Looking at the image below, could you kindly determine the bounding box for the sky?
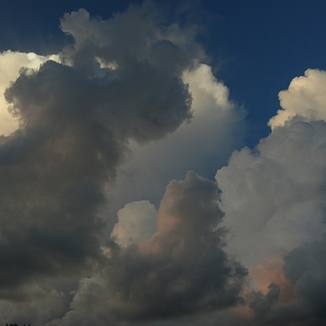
[1,1,326,325]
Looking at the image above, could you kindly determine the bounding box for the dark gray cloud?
[0,3,249,325]
[0,3,194,296]
[250,237,326,326]
[249,283,281,325]
[56,172,247,325]
[107,172,246,321]
[58,6,195,143]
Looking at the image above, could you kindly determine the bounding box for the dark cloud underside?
[0,4,194,290]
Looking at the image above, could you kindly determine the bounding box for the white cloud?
[0,51,59,136]
[111,200,158,247]
[216,69,326,269]
[183,63,233,111]
[216,119,326,266]
[212,69,326,325]
[269,69,326,129]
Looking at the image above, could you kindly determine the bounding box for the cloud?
[214,69,326,325]
[109,63,246,219]
[246,238,326,325]
[0,51,58,136]
[4,2,326,326]
[0,285,66,326]
[54,172,247,325]
[58,8,196,144]
[269,69,326,129]
[0,3,248,325]
[111,200,158,247]
[216,118,326,267]
[0,2,197,304]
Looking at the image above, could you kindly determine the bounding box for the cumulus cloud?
[109,62,245,217]
[246,238,326,326]
[53,172,246,325]
[0,2,249,325]
[0,285,66,326]
[111,200,158,247]
[216,119,326,267]
[0,1,197,306]
[214,69,326,325]
[5,2,326,326]
[269,69,326,129]
[0,51,59,136]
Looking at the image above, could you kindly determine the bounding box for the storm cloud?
[0,3,247,325]
[52,172,247,325]
[0,2,194,299]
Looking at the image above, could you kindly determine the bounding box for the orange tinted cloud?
[250,253,294,302]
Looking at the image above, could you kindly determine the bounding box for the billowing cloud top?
[269,69,326,129]
[215,69,326,325]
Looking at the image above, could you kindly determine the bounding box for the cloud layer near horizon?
[1,2,326,326]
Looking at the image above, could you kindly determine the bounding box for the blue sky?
[1,1,326,325]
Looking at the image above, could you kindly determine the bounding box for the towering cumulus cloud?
[216,69,326,325]
[0,3,188,324]
[55,172,246,325]
[0,3,246,326]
